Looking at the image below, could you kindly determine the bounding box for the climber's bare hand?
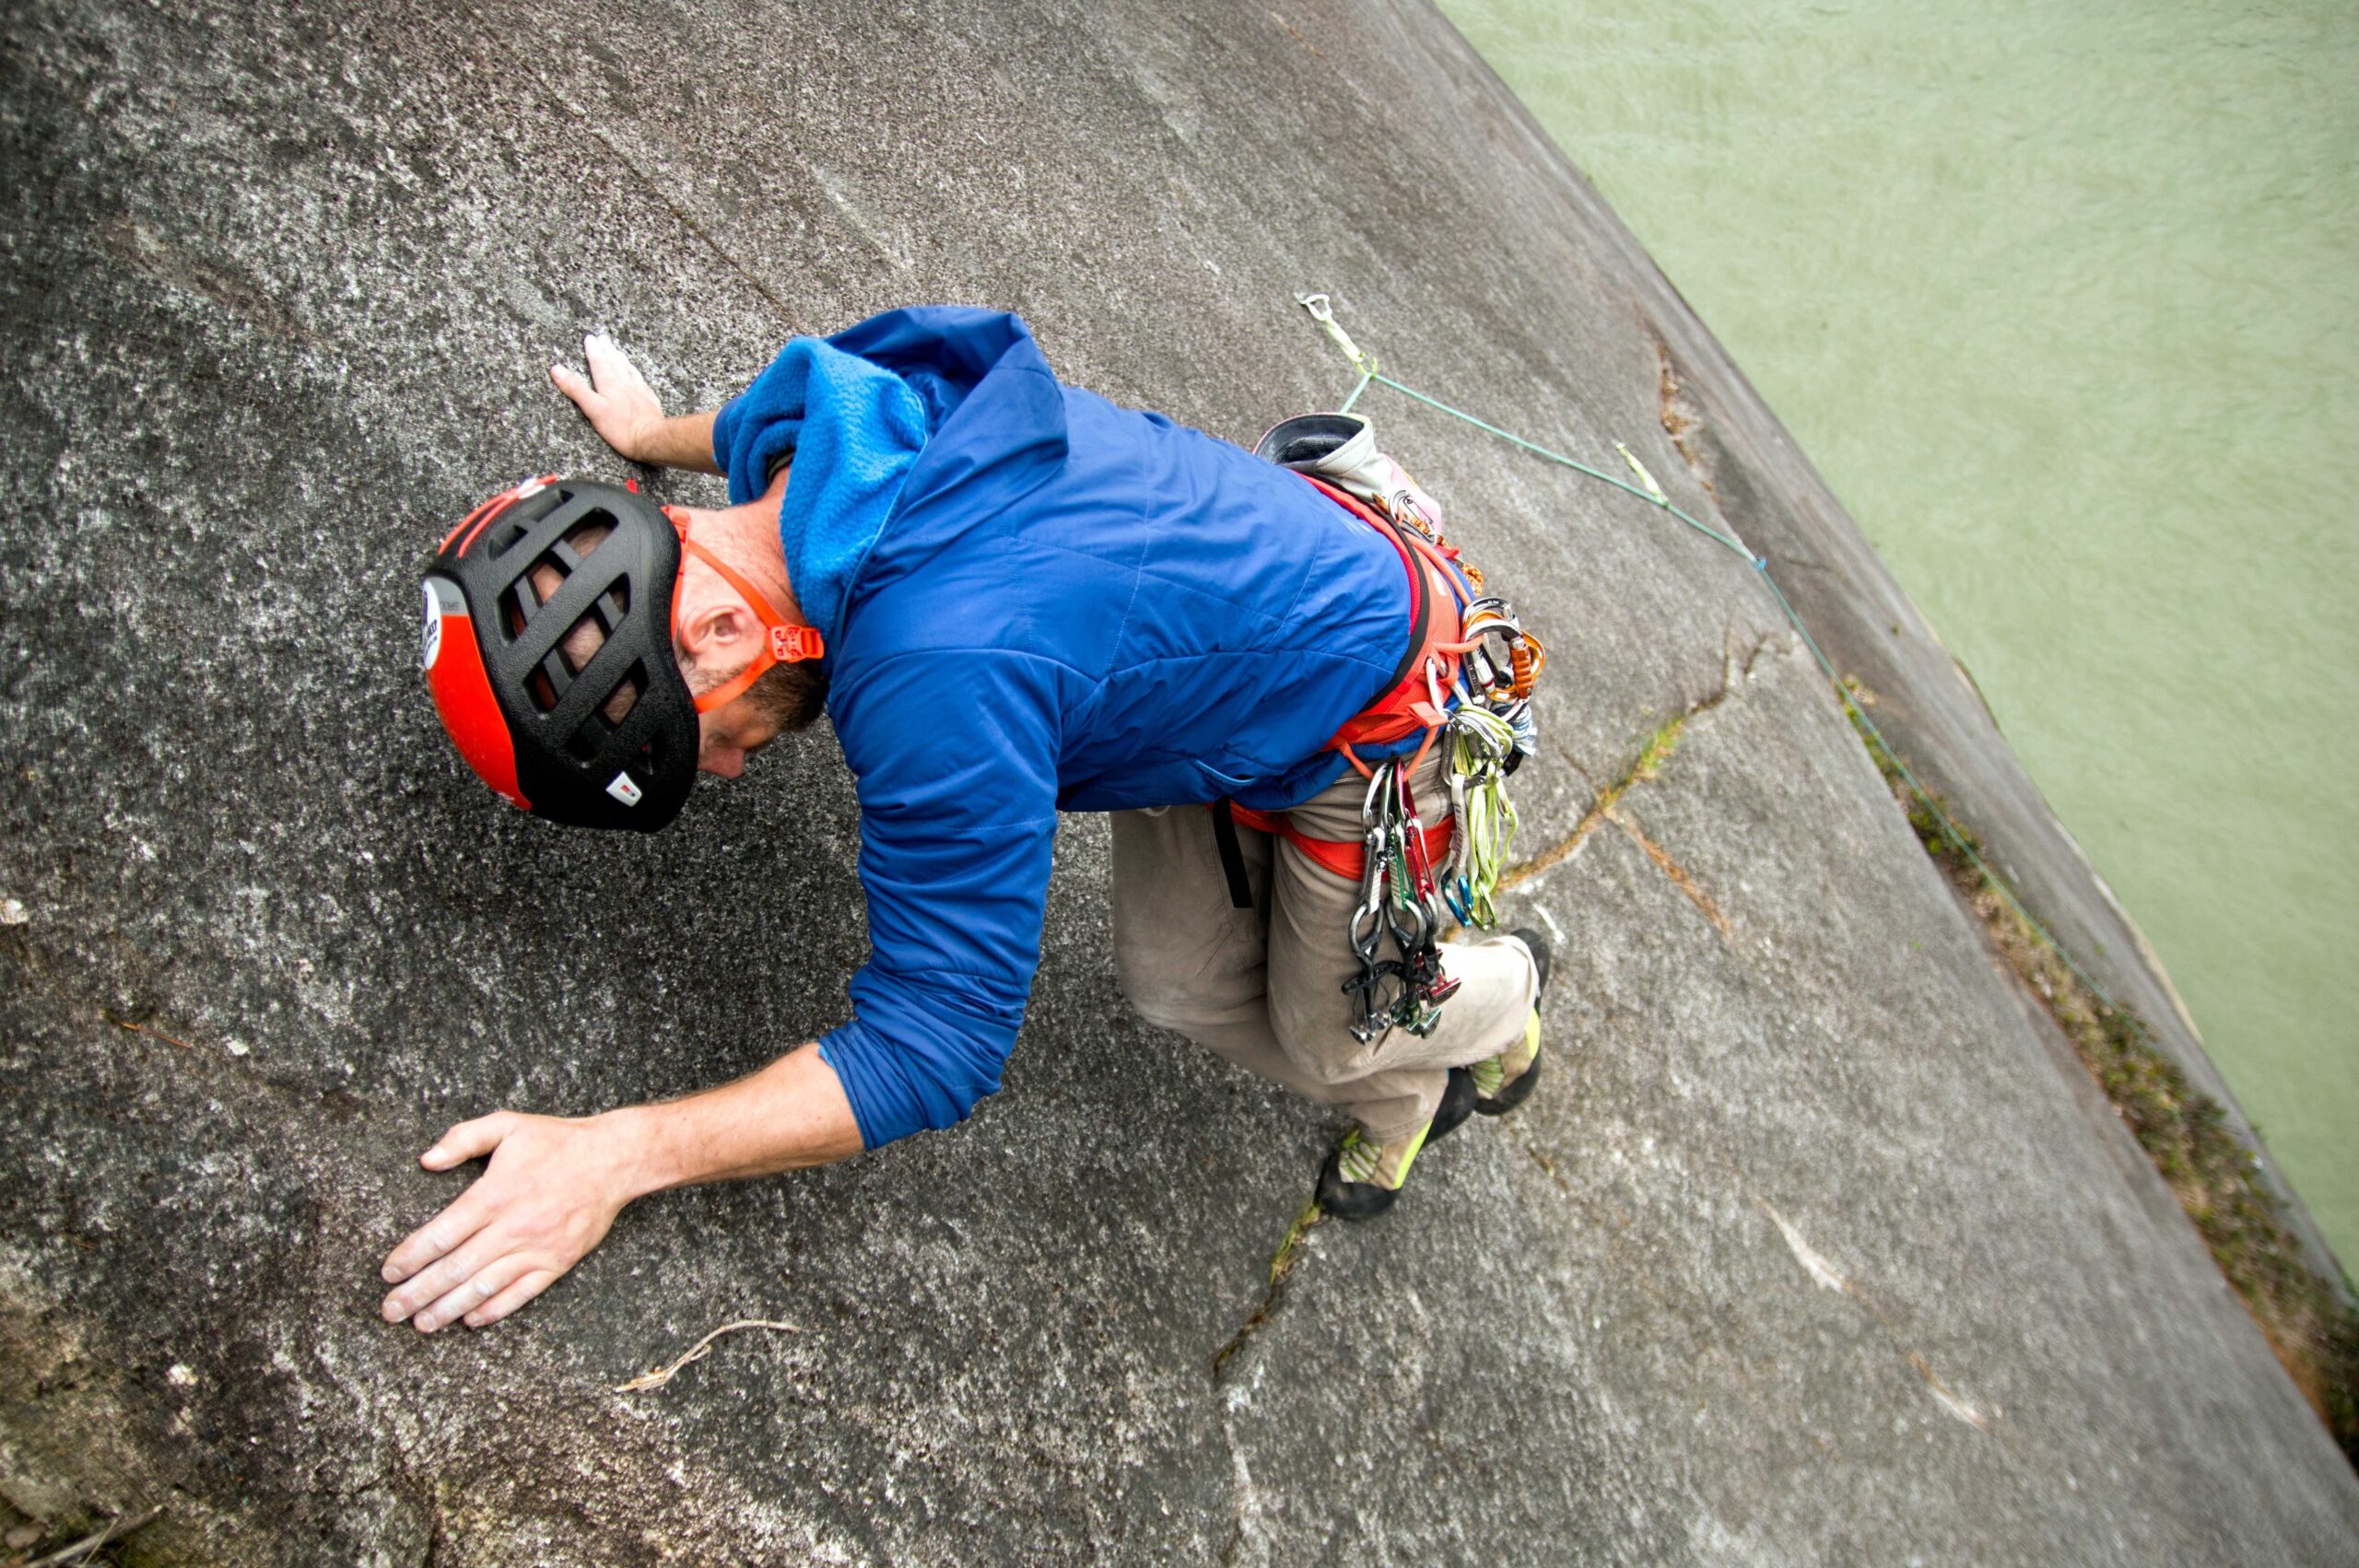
[549,332,663,462]
[379,1110,638,1333]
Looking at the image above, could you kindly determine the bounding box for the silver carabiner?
[1360,759,1394,827]
[1349,823,1390,960]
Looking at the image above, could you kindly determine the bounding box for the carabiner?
[1360,759,1394,829]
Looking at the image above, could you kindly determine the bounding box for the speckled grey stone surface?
[2,2,2353,1563]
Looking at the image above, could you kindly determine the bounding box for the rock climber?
[383,307,1546,1334]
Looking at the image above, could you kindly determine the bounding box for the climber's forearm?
[607,1042,863,1197]
[634,409,722,474]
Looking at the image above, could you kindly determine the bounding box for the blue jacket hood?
[711,307,1064,649]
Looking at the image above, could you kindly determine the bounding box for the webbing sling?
[1210,800,1254,908]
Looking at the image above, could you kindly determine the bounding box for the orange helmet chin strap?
[663,506,825,715]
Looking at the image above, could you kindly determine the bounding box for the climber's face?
[693,699,781,778]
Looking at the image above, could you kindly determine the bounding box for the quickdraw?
[1344,756,1462,1041]
[1441,705,1520,929]
[1435,597,1541,930]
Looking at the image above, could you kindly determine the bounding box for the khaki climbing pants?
[1109,744,1538,1144]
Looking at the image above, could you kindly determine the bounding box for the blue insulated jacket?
[711,308,1414,1149]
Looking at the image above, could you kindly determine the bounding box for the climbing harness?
[1219,410,1549,1042]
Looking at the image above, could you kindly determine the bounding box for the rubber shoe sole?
[1511,926,1553,998]
[1431,1066,1478,1141]
[1317,1146,1399,1220]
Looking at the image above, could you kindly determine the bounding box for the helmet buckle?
[769,625,823,663]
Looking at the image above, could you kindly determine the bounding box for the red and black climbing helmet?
[420,475,702,832]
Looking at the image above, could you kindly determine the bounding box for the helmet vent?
[496,519,622,648]
[553,519,613,570]
[427,477,695,832]
[500,583,534,646]
[527,656,563,714]
[599,665,646,730]
[555,663,645,763]
[594,581,630,632]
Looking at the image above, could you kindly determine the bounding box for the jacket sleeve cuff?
[813,1035,879,1150]
[816,989,1016,1152]
[710,340,816,506]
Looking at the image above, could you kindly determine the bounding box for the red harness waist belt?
[1224,801,1452,883]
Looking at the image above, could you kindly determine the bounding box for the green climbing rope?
[1292,294,2120,1012]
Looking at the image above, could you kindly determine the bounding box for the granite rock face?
[1,2,2353,1562]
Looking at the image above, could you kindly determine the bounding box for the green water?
[1436,0,2359,1262]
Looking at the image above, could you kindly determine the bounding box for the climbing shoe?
[1470,927,1551,1117]
[1318,1121,1429,1221]
[1317,1068,1477,1221]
